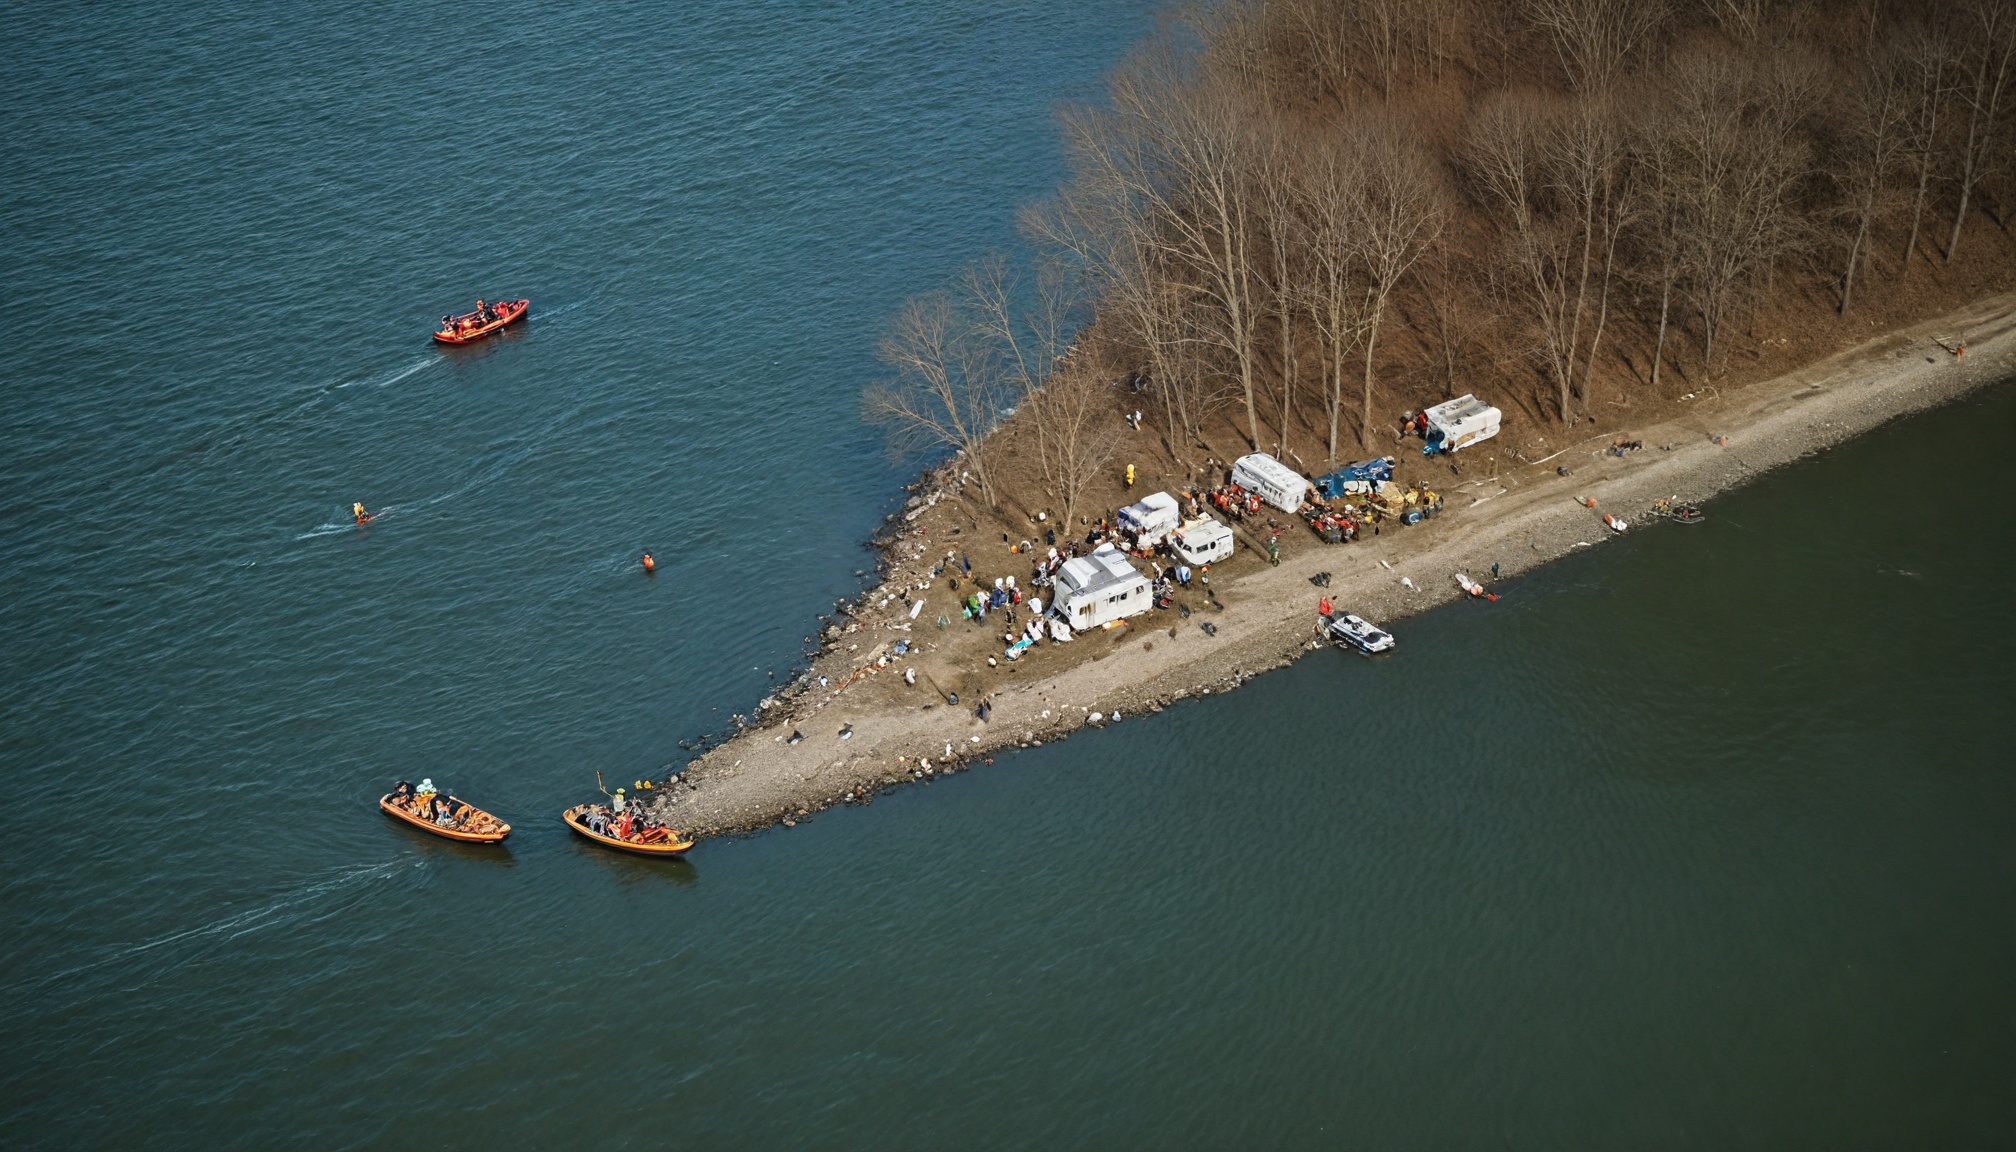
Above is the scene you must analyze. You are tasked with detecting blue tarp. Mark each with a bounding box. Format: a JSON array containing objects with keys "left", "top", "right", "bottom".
[{"left": 1313, "top": 457, "right": 1393, "bottom": 499}]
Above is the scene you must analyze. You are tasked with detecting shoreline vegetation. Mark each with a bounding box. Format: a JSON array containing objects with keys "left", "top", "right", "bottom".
[{"left": 648, "top": 0, "right": 2016, "bottom": 838}]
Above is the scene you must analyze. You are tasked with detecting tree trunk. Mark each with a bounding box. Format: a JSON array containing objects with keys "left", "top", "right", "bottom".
[
  {"left": 1581, "top": 223, "right": 1618, "bottom": 413},
  {"left": 1902, "top": 145, "right": 1935, "bottom": 272},
  {"left": 1359, "top": 301, "right": 1386, "bottom": 449},
  {"left": 1841, "top": 187, "right": 1875, "bottom": 314},
  {"left": 1650, "top": 273, "right": 1673, "bottom": 391}
]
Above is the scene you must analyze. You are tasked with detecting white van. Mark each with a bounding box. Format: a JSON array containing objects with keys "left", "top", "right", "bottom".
[
  {"left": 1169, "top": 517, "right": 1234, "bottom": 566},
  {"left": 1231, "top": 453, "right": 1310, "bottom": 512}
]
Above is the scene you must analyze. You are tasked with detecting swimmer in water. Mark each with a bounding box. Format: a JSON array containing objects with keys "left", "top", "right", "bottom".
[{"left": 353, "top": 502, "right": 370, "bottom": 523}]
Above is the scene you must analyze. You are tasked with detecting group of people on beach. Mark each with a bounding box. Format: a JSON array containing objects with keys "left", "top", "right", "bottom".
[{"left": 960, "top": 576, "right": 1031, "bottom": 625}]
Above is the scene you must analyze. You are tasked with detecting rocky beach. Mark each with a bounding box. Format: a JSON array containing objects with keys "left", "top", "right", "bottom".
[{"left": 650, "top": 292, "right": 2016, "bottom": 838}]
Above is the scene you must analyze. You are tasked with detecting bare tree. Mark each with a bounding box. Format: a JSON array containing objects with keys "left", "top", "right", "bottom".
[
  {"left": 1296, "top": 130, "right": 1370, "bottom": 463},
  {"left": 965, "top": 254, "right": 1074, "bottom": 400},
  {"left": 864, "top": 285, "right": 1011, "bottom": 508},
  {"left": 1253, "top": 118, "right": 1307, "bottom": 454},
  {"left": 1358, "top": 0, "right": 1409, "bottom": 103},
  {"left": 1631, "top": 94, "right": 1690, "bottom": 391},
  {"left": 1468, "top": 91, "right": 1623, "bottom": 421},
  {"left": 1410, "top": 0, "right": 1464, "bottom": 82},
  {"left": 1039, "top": 70, "right": 1228, "bottom": 452},
  {"left": 1836, "top": 46, "right": 1911, "bottom": 314},
  {"left": 1416, "top": 241, "right": 1496, "bottom": 402},
  {"left": 1090, "top": 49, "right": 1269, "bottom": 448},
  {"left": 1150, "top": 281, "right": 1231, "bottom": 452},
  {"left": 1664, "top": 45, "right": 1820, "bottom": 371},
  {"left": 963, "top": 253, "right": 1097, "bottom": 525},
  {"left": 1469, "top": 94, "right": 1576, "bottom": 421},
  {"left": 1702, "top": 0, "right": 1772, "bottom": 44},
  {"left": 1577, "top": 113, "right": 1637, "bottom": 411},
  {"left": 1944, "top": 0, "right": 2016, "bottom": 262},
  {"left": 1353, "top": 126, "right": 1447, "bottom": 447},
  {"left": 1550, "top": 94, "right": 1632, "bottom": 414},
  {"left": 1524, "top": 0, "right": 1668, "bottom": 92},
  {"left": 1279, "top": 0, "right": 1355, "bottom": 107},
  {"left": 1897, "top": 18, "right": 1955, "bottom": 272},
  {"left": 1022, "top": 367, "right": 1116, "bottom": 529}
]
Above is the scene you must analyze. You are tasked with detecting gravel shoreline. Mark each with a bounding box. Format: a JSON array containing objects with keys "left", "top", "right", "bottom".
[{"left": 646, "top": 294, "right": 2016, "bottom": 841}]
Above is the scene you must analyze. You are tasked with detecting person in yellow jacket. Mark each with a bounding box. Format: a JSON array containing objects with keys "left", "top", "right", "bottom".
[{"left": 1125, "top": 464, "right": 1135, "bottom": 487}]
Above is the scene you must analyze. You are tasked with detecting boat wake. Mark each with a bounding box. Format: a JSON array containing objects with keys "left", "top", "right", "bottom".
[
  {"left": 0, "top": 859, "right": 411, "bottom": 1005},
  {"left": 295, "top": 504, "right": 399, "bottom": 539},
  {"left": 336, "top": 354, "right": 440, "bottom": 390},
  {"left": 530, "top": 297, "right": 588, "bottom": 324}
]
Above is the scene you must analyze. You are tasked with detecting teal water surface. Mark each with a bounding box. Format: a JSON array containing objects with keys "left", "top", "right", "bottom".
[{"left": 4, "top": 2, "right": 2013, "bottom": 1147}]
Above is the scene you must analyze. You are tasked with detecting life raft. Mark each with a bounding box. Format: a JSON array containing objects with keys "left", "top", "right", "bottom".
[
  {"left": 380, "top": 793, "right": 511, "bottom": 843},
  {"left": 562, "top": 804, "right": 693, "bottom": 856},
  {"left": 432, "top": 299, "right": 529, "bottom": 345}
]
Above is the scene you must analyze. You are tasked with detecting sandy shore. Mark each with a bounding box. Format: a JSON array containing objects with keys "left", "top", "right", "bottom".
[{"left": 646, "top": 293, "right": 2016, "bottom": 839}]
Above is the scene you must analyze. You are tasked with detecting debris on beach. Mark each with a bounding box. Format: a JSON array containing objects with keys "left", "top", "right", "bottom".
[{"left": 1456, "top": 573, "right": 1501, "bottom": 602}]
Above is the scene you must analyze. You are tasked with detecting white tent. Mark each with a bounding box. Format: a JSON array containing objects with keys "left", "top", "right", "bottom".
[
  {"left": 1118, "top": 491, "right": 1181, "bottom": 546},
  {"left": 1049, "top": 544, "right": 1153, "bottom": 630},
  {"left": 1231, "top": 453, "right": 1310, "bottom": 512},
  {"left": 1422, "top": 394, "right": 1502, "bottom": 453}
]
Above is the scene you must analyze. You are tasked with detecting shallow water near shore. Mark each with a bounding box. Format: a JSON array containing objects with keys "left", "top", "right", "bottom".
[{"left": 5, "top": 2, "right": 2015, "bottom": 1146}]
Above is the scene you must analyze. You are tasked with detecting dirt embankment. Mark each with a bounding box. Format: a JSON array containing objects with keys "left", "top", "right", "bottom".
[{"left": 646, "top": 294, "right": 2016, "bottom": 839}]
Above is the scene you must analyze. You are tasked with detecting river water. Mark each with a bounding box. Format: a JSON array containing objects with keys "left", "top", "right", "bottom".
[{"left": 4, "top": 2, "right": 2012, "bottom": 1147}]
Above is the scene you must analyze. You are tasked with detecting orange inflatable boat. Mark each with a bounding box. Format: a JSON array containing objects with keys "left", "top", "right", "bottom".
[
  {"left": 562, "top": 804, "right": 693, "bottom": 856},
  {"left": 432, "top": 298, "right": 528, "bottom": 345},
  {"left": 380, "top": 791, "right": 511, "bottom": 843}
]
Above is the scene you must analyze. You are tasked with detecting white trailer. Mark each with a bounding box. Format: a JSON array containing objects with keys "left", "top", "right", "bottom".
[
  {"left": 1422, "top": 394, "right": 1502, "bottom": 454},
  {"left": 1169, "top": 517, "right": 1234, "bottom": 566},
  {"left": 1049, "top": 544, "right": 1153, "bottom": 630},
  {"left": 1118, "top": 491, "right": 1181, "bottom": 547},
  {"left": 1230, "top": 453, "right": 1310, "bottom": 512}
]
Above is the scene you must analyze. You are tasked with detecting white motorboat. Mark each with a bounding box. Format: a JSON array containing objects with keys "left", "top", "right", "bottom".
[{"left": 1325, "top": 612, "right": 1395, "bottom": 654}]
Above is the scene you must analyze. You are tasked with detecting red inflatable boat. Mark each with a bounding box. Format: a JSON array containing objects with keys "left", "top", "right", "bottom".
[{"left": 432, "top": 298, "right": 528, "bottom": 345}]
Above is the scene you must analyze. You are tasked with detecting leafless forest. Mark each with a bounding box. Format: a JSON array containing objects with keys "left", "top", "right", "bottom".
[{"left": 868, "top": 0, "right": 2016, "bottom": 525}]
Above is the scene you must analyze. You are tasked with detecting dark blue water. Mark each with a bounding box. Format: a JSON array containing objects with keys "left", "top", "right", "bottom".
[{"left": 4, "top": 3, "right": 2013, "bottom": 1147}]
